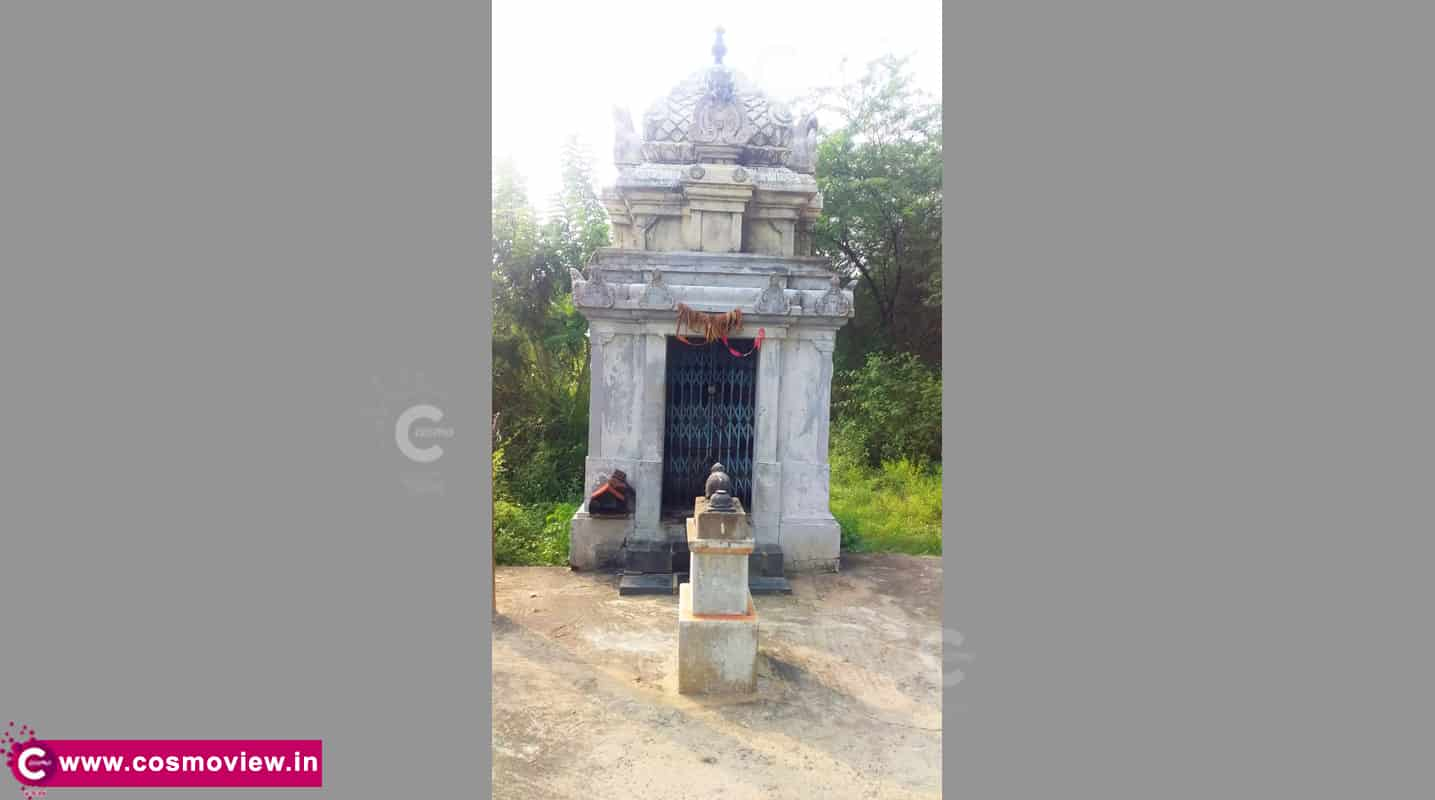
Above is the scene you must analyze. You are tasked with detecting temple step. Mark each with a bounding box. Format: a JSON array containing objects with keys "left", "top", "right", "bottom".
[
  {"left": 618, "top": 573, "right": 680, "bottom": 596},
  {"left": 748, "top": 576, "right": 792, "bottom": 595},
  {"left": 617, "top": 572, "right": 791, "bottom": 596}
]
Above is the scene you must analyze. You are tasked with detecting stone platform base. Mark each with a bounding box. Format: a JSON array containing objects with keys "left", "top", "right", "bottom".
[
  {"left": 748, "top": 576, "right": 792, "bottom": 594},
  {"left": 780, "top": 516, "right": 843, "bottom": 573},
  {"left": 568, "top": 513, "right": 630, "bottom": 571},
  {"left": 618, "top": 573, "right": 679, "bottom": 595},
  {"left": 577, "top": 511, "right": 835, "bottom": 583},
  {"left": 620, "top": 574, "right": 790, "bottom": 595},
  {"left": 677, "top": 583, "right": 758, "bottom": 695},
  {"left": 621, "top": 540, "right": 672, "bottom": 574}
]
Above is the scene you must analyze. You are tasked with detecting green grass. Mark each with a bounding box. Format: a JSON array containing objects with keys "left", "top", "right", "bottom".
[{"left": 830, "top": 448, "right": 943, "bottom": 556}]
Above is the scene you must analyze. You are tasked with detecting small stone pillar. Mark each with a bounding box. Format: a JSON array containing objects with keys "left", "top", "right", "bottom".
[{"left": 678, "top": 465, "right": 759, "bottom": 695}]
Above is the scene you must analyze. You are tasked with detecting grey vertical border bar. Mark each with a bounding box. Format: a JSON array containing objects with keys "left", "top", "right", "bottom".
[
  {"left": 0, "top": 2, "right": 494, "bottom": 796},
  {"left": 940, "top": 7, "right": 959, "bottom": 799},
  {"left": 948, "top": 2, "right": 1435, "bottom": 797},
  {"left": 477, "top": 2, "right": 496, "bottom": 793}
]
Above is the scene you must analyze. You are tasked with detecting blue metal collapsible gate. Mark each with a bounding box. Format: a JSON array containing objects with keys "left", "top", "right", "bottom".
[{"left": 661, "top": 337, "right": 757, "bottom": 513}]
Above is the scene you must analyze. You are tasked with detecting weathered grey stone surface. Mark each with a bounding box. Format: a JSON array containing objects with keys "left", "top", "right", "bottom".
[
  {"left": 692, "top": 497, "right": 752, "bottom": 540},
  {"left": 568, "top": 512, "right": 630, "bottom": 571},
  {"left": 572, "top": 251, "right": 853, "bottom": 317},
  {"left": 685, "top": 500, "right": 755, "bottom": 614},
  {"left": 677, "top": 583, "right": 758, "bottom": 695},
  {"left": 688, "top": 548, "right": 751, "bottom": 616},
  {"left": 778, "top": 518, "right": 842, "bottom": 573}
]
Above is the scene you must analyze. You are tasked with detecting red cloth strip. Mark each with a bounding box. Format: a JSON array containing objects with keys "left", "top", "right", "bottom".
[{"left": 720, "top": 328, "right": 765, "bottom": 357}]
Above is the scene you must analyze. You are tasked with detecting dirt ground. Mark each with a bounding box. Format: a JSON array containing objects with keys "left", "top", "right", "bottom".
[{"left": 493, "top": 554, "right": 943, "bottom": 799}]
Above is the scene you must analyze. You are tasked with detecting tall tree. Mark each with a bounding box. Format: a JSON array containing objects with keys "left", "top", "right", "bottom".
[
  {"left": 492, "top": 159, "right": 552, "bottom": 332},
  {"left": 545, "top": 137, "right": 611, "bottom": 288},
  {"left": 491, "top": 142, "right": 609, "bottom": 503},
  {"left": 812, "top": 56, "right": 943, "bottom": 370}
]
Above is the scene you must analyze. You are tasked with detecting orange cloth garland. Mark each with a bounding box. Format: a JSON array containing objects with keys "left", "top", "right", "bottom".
[{"left": 674, "top": 303, "right": 764, "bottom": 357}]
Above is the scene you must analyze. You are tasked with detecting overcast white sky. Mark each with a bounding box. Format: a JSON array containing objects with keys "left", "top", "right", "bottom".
[{"left": 493, "top": 0, "right": 943, "bottom": 209}]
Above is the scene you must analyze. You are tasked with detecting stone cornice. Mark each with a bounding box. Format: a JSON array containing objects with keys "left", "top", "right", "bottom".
[
  {"left": 610, "top": 163, "right": 818, "bottom": 194},
  {"left": 590, "top": 248, "right": 834, "bottom": 277}
]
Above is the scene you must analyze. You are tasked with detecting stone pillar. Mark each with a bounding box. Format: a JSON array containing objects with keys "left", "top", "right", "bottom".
[
  {"left": 592, "top": 326, "right": 641, "bottom": 467},
  {"left": 570, "top": 322, "right": 659, "bottom": 571},
  {"left": 634, "top": 331, "right": 667, "bottom": 541},
  {"left": 776, "top": 329, "right": 841, "bottom": 572},
  {"left": 751, "top": 327, "right": 785, "bottom": 575}
]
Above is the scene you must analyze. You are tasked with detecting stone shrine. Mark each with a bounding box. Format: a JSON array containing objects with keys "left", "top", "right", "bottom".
[{"left": 568, "top": 29, "right": 855, "bottom": 594}]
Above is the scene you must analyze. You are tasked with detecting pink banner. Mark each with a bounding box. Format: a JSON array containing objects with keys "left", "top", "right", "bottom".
[{"left": 8, "top": 740, "right": 322, "bottom": 788}]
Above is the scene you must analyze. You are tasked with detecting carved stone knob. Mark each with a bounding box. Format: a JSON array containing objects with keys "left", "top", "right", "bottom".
[
  {"left": 705, "top": 463, "right": 736, "bottom": 511},
  {"left": 704, "top": 463, "right": 731, "bottom": 498}
]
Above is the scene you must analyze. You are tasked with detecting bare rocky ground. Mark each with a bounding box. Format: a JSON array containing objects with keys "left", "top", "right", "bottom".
[{"left": 493, "top": 553, "right": 943, "bottom": 799}]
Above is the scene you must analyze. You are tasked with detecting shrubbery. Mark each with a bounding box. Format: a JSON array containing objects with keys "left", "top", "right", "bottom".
[
  {"left": 494, "top": 499, "right": 578, "bottom": 566},
  {"left": 832, "top": 351, "right": 941, "bottom": 468}
]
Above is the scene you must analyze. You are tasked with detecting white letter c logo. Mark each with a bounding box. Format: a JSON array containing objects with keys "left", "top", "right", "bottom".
[
  {"left": 397, "top": 404, "right": 444, "bottom": 463},
  {"left": 18, "top": 746, "right": 48, "bottom": 781}
]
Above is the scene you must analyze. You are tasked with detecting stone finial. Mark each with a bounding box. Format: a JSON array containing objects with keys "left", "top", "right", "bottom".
[
  {"left": 712, "top": 26, "right": 727, "bottom": 65},
  {"left": 705, "top": 463, "right": 730, "bottom": 497},
  {"left": 705, "top": 463, "right": 736, "bottom": 511}
]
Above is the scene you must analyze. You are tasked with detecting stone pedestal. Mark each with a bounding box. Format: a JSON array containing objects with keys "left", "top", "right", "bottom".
[
  {"left": 568, "top": 512, "right": 629, "bottom": 571},
  {"left": 686, "top": 496, "right": 753, "bottom": 614},
  {"left": 677, "top": 495, "right": 759, "bottom": 695},
  {"left": 678, "top": 583, "right": 757, "bottom": 695}
]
